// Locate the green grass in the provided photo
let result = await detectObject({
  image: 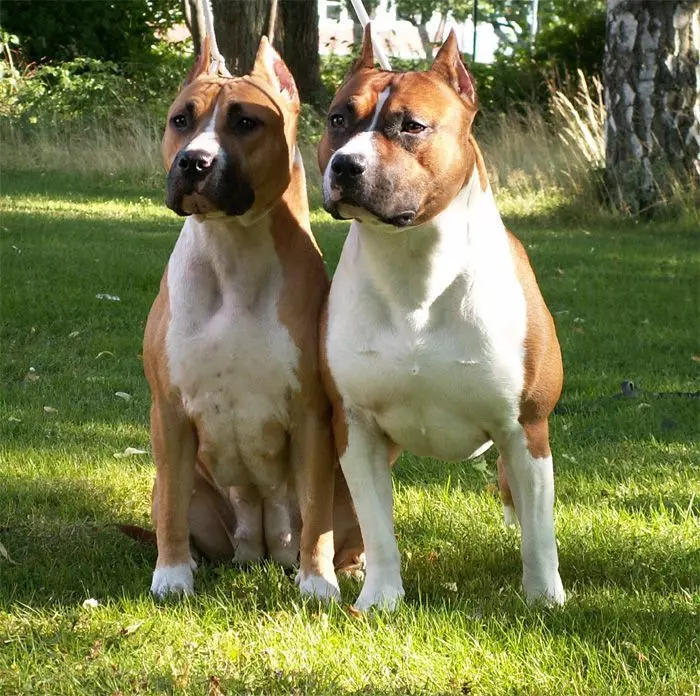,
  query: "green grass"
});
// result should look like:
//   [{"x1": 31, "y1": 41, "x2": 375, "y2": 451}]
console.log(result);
[{"x1": 1, "y1": 167, "x2": 699, "y2": 695}]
